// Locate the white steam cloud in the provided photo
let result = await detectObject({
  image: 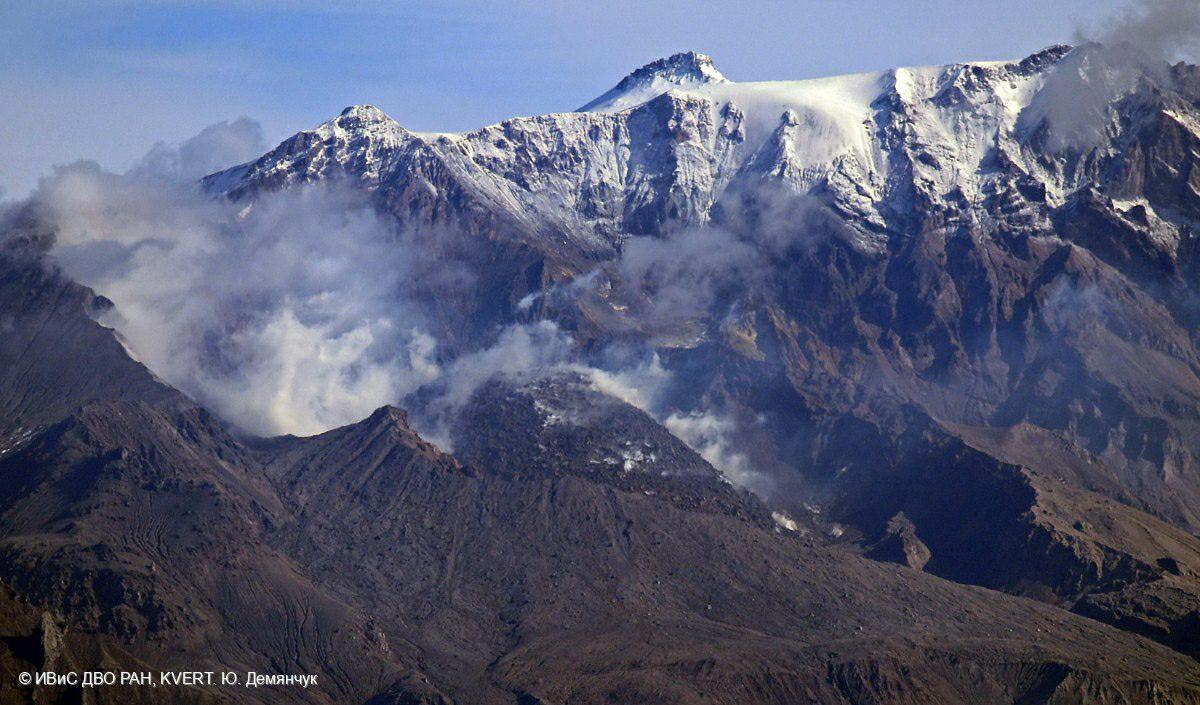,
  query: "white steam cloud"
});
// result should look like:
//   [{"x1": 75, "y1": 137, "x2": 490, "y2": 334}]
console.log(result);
[
  {"x1": 664, "y1": 410, "x2": 775, "y2": 497},
  {"x1": 601, "y1": 185, "x2": 848, "y2": 335},
  {"x1": 1090, "y1": 0, "x2": 1200, "y2": 62},
  {"x1": 137, "y1": 117, "x2": 267, "y2": 182},
  {"x1": 33, "y1": 122, "x2": 449, "y2": 436},
  {"x1": 16, "y1": 119, "x2": 803, "y2": 499},
  {"x1": 1025, "y1": 0, "x2": 1200, "y2": 152}
]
